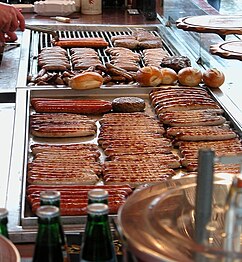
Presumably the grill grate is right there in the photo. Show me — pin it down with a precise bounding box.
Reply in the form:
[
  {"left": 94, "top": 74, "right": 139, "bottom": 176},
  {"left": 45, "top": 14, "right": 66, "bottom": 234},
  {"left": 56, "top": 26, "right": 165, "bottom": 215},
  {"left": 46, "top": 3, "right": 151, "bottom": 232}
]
[{"left": 28, "top": 27, "right": 177, "bottom": 85}]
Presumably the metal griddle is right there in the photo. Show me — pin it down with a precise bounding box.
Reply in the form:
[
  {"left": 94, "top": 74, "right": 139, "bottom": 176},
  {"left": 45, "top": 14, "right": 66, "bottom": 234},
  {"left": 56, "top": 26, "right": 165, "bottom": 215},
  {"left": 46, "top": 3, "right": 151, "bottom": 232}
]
[
  {"left": 16, "top": 24, "right": 180, "bottom": 88},
  {"left": 5, "top": 24, "right": 242, "bottom": 243}
]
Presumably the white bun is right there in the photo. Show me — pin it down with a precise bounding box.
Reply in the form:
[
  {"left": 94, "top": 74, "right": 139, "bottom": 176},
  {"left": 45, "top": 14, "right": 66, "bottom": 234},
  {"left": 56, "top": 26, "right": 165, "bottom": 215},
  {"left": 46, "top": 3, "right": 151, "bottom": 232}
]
[
  {"left": 203, "top": 68, "right": 225, "bottom": 88},
  {"left": 178, "top": 67, "right": 202, "bottom": 87},
  {"left": 160, "top": 67, "right": 178, "bottom": 84},
  {"left": 69, "top": 72, "right": 103, "bottom": 90},
  {"left": 136, "top": 66, "right": 162, "bottom": 87}
]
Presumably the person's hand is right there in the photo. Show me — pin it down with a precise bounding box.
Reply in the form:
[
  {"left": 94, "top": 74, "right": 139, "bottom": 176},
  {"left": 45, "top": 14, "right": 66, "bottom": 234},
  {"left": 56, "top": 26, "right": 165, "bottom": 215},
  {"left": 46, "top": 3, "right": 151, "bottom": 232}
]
[
  {"left": 0, "top": 3, "right": 25, "bottom": 43},
  {"left": 0, "top": 31, "right": 18, "bottom": 43}
]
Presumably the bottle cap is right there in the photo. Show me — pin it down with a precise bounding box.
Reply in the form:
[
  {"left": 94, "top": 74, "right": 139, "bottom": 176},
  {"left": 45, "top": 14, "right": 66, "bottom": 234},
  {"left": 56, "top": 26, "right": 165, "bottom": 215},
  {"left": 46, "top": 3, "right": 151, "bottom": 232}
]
[
  {"left": 40, "top": 191, "right": 61, "bottom": 201},
  {"left": 36, "top": 206, "right": 60, "bottom": 218},
  {"left": 87, "top": 203, "right": 109, "bottom": 215},
  {"left": 88, "top": 189, "right": 109, "bottom": 201},
  {"left": 0, "top": 208, "right": 8, "bottom": 218}
]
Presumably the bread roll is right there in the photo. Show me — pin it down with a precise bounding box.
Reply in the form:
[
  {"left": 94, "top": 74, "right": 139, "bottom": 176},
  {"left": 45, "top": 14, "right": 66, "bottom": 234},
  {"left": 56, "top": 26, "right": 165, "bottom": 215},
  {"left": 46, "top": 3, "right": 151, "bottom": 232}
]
[
  {"left": 202, "top": 68, "right": 225, "bottom": 88},
  {"left": 136, "top": 66, "right": 162, "bottom": 87},
  {"left": 160, "top": 68, "right": 178, "bottom": 84},
  {"left": 178, "top": 67, "right": 202, "bottom": 87},
  {"left": 69, "top": 72, "right": 103, "bottom": 90}
]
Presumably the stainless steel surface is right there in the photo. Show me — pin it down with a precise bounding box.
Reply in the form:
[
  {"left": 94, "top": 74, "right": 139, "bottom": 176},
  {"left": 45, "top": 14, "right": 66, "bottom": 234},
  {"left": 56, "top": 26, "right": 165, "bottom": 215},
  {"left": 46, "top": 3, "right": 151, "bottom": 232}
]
[
  {"left": 15, "top": 23, "right": 242, "bottom": 134},
  {"left": 17, "top": 24, "right": 179, "bottom": 88},
  {"left": 7, "top": 87, "right": 155, "bottom": 242},
  {"left": 118, "top": 176, "right": 237, "bottom": 262},
  {"left": 25, "top": 24, "right": 59, "bottom": 41},
  {"left": 0, "top": 103, "right": 15, "bottom": 207},
  {"left": 0, "top": 31, "right": 23, "bottom": 92},
  {"left": 157, "top": 14, "right": 242, "bottom": 134},
  {"left": 195, "top": 149, "right": 214, "bottom": 244},
  {"left": 2, "top": 22, "right": 242, "bottom": 243}
]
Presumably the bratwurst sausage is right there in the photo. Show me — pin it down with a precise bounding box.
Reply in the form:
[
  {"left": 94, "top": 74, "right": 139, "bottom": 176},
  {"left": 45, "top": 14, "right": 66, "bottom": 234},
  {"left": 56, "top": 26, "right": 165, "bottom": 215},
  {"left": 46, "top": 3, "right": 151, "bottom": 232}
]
[{"left": 53, "top": 38, "right": 109, "bottom": 48}]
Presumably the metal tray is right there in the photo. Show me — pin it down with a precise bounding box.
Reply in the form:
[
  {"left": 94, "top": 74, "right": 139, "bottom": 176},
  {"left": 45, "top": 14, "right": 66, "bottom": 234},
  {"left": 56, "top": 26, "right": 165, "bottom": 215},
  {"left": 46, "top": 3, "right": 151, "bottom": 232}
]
[
  {"left": 8, "top": 86, "right": 242, "bottom": 233},
  {"left": 16, "top": 24, "right": 194, "bottom": 88},
  {"left": 9, "top": 87, "right": 157, "bottom": 233},
  {"left": 15, "top": 24, "right": 242, "bottom": 133}
]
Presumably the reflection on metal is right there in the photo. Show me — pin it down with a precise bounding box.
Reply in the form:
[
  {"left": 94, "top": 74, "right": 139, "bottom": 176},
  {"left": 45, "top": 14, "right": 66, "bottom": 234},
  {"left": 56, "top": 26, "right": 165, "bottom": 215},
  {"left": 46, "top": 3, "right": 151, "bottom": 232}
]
[
  {"left": 214, "top": 154, "right": 242, "bottom": 255},
  {"left": 195, "top": 149, "right": 215, "bottom": 245},
  {"left": 165, "top": 16, "right": 176, "bottom": 27}
]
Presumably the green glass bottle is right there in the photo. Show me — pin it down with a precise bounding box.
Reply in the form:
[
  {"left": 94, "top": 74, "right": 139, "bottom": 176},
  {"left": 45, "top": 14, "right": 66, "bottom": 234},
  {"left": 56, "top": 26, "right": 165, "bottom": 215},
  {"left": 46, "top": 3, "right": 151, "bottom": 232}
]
[
  {"left": 40, "top": 191, "right": 66, "bottom": 248},
  {"left": 0, "top": 208, "right": 9, "bottom": 239},
  {"left": 87, "top": 189, "right": 109, "bottom": 205},
  {"left": 40, "top": 191, "right": 61, "bottom": 207},
  {"left": 33, "top": 205, "right": 64, "bottom": 262},
  {"left": 80, "top": 203, "right": 117, "bottom": 262}
]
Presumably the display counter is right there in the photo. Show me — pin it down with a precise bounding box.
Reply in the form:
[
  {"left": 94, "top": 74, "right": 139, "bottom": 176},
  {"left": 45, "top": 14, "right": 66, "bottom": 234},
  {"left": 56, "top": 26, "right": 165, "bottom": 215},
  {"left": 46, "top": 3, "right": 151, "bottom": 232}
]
[{"left": 1, "top": 0, "right": 242, "bottom": 260}]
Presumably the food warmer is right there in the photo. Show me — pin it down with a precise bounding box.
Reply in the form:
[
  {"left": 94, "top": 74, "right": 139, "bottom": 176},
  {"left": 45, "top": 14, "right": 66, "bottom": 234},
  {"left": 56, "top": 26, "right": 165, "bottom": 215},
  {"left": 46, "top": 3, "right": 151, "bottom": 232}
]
[{"left": 3, "top": 21, "right": 242, "bottom": 244}]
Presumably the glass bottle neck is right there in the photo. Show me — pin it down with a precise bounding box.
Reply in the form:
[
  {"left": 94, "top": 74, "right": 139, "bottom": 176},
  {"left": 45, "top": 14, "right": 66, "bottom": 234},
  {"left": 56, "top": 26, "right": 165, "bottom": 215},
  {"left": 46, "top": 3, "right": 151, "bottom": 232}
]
[
  {"left": 87, "top": 213, "right": 109, "bottom": 223},
  {"left": 81, "top": 213, "right": 117, "bottom": 262},
  {"left": 40, "top": 199, "right": 60, "bottom": 208},
  {"left": 88, "top": 198, "right": 108, "bottom": 205},
  {"left": 0, "top": 217, "right": 9, "bottom": 239},
  {"left": 33, "top": 216, "right": 63, "bottom": 262}
]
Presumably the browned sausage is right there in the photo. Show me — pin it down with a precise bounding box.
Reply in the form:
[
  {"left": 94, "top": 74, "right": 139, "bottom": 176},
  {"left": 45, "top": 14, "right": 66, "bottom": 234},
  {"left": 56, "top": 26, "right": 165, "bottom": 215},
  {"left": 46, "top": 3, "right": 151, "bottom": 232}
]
[{"left": 53, "top": 38, "right": 109, "bottom": 48}]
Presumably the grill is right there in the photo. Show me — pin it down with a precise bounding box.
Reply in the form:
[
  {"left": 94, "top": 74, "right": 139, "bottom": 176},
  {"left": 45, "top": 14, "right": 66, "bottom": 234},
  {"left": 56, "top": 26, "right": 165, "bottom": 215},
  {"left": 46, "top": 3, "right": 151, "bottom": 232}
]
[
  {"left": 23, "top": 25, "right": 180, "bottom": 86},
  {"left": 19, "top": 24, "right": 242, "bottom": 133},
  {"left": 8, "top": 24, "right": 241, "bottom": 243}
]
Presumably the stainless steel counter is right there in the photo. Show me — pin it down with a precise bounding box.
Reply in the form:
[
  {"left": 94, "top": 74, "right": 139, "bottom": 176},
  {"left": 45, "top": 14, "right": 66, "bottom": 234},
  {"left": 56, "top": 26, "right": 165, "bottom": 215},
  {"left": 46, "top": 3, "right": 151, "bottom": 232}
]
[
  {"left": 1, "top": 0, "right": 242, "bottom": 244},
  {"left": 0, "top": 103, "right": 15, "bottom": 206}
]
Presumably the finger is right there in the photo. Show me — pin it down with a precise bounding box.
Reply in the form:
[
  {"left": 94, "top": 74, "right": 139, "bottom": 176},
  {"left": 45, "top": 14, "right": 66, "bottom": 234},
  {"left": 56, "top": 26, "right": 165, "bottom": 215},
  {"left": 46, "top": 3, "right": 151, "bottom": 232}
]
[
  {"left": 5, "top": 31, "right": 18, "bottom": 42},
  {"left": 8, "top": 9, "right": 19, "bottom": 32},
  {"left": 8, "top": 14, "right": 19, "bottom": 32},
  {"left": 16, "top": 9, "right": 25, "bottom": 31}
]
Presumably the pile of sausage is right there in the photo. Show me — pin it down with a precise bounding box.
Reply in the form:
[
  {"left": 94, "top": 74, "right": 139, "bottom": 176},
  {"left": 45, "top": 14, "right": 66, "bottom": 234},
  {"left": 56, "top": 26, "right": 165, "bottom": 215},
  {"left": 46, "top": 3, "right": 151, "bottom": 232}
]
[
  {"left": 27, "top": 184, "right": 132, "bottom": 215},
  {"left": 28, "top": 143, "right": 102, "bottom": 185},
  {"left": 143, "top": 48, "right": 169, "bottom": 68},
  {"left": 178, "top": 140, "right": 242, "bottom": 173},
  {"left": 28, "top": 28, "right": 183, "bottom": 86},
  {"left": 37, "top": 46, "right": 70, "bottom": 72},
  {"left": 98, "top": 112, "right": 180, "bottom": 187},
  {"left": 70, "top": 48, "right": 105, "bottom": 71},
  {"left": 30, "top": 46, "right": 70, "bottom": 86},
  {"left": 30, "top": 113, "right": 97, "bottom": 138},
  {"left": 27, "top": 141, "right": 133, "bottom": 215},
  {"left": 111, "top": 29, "right": 163, "bottom": 50},
  {"left": 30, "top": 98, "right": 113, "bottom": 138},
  {"left": 104, "top": 47, "right": 141, "bottom": 83},
  {"left": 27, "top": 142, "right": 134, "bottom": 215},
  {"left": 150, "top": 86, "right": 242, "bottom": 173}
]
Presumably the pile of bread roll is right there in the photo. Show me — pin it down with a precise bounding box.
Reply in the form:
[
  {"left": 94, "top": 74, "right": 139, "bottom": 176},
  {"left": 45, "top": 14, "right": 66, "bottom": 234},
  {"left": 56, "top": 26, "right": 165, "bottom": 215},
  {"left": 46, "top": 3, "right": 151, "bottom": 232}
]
[
  {"left": 69, "top": 66, "right": 225, "bottom": 90},
  {"left": 135, "top": 66, "right": 225, "bottom": 88}
]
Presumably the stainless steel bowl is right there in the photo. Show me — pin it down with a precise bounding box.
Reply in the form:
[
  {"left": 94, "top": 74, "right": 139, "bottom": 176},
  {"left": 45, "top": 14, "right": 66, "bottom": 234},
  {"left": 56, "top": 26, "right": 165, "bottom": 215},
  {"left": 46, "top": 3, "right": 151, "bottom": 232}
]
[{"left": 118, "top": 175, "right": 241, "bottom": 262}]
